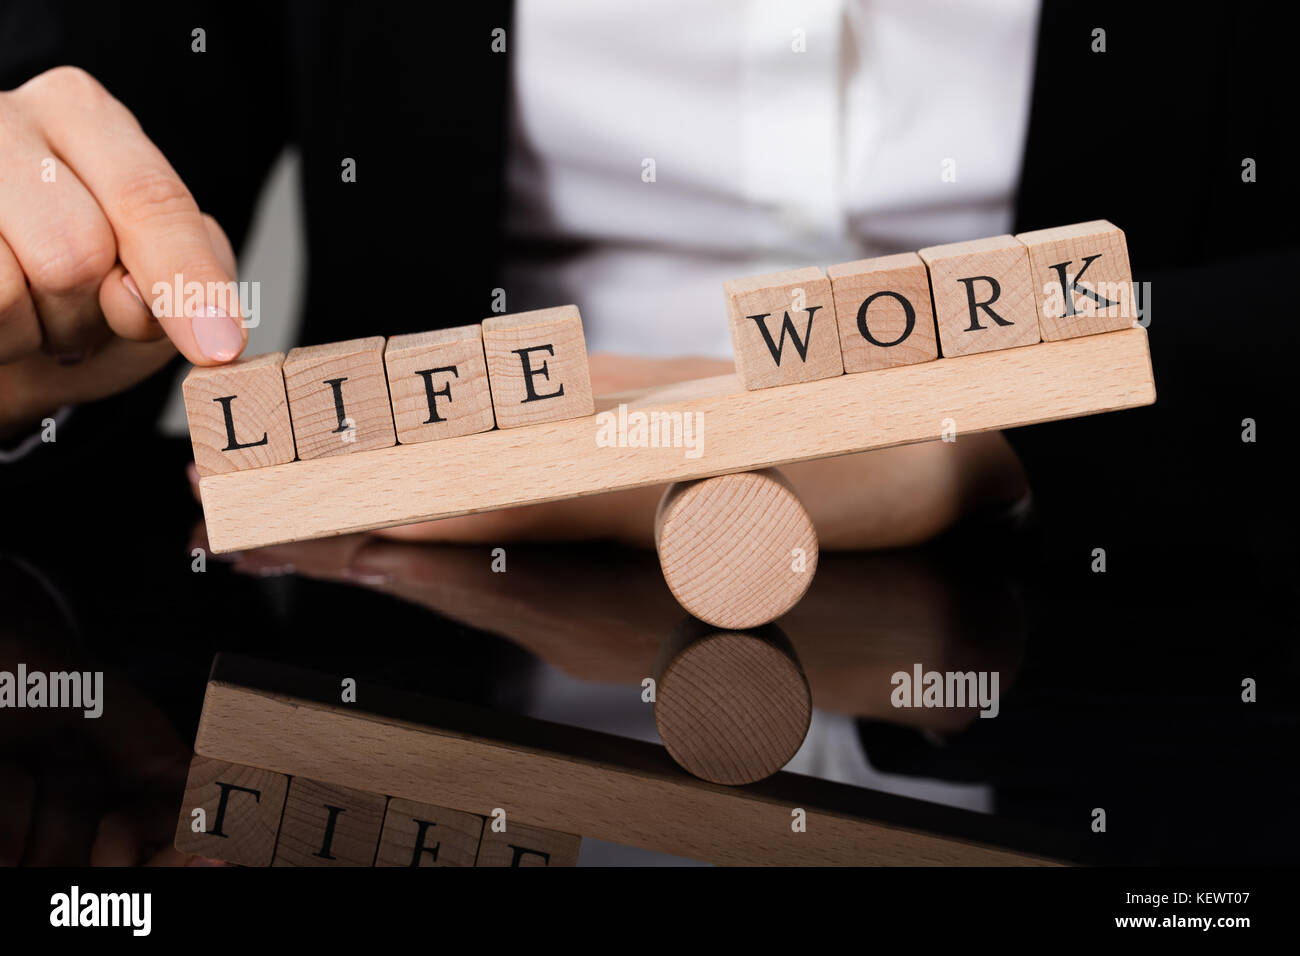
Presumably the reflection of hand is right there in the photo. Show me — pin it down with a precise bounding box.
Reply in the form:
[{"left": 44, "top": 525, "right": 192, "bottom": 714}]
[
  {"left": 0, "top": 559, "right": 218, "bottom": 865},
  {"left": 203, "top": 528, "right": 1024, "bottom": 730}
]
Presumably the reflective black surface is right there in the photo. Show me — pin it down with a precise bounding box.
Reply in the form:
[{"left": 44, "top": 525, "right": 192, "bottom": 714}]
[{"left": 2, "top": 426, "right": 1296, "bottom": 867}]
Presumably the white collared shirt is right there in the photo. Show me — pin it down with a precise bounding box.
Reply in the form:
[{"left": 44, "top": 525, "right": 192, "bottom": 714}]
[{"left": 506, "top": 0, "right": 1040, "bottom": 357}]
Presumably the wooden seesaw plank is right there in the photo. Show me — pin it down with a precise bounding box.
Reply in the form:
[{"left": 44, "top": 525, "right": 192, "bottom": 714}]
[
  {"left": 199, "top": 327, "right": 1154, "bottom": 553},
  {"left": 193, "top": 657, "right": 1086, "bottom": 866}
]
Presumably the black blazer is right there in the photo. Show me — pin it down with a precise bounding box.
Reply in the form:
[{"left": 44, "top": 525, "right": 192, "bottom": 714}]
[{"left": 0, "top": 0, "right": 1292, "bottom": 514}]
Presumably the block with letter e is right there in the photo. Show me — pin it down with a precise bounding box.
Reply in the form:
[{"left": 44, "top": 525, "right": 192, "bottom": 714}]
[
  {"left": 1015, "top": 220, "right": 1136, "bottom": 341},
  {"left": 482, "top": 305, "right": 594, "bottom": 429},
  {"left": 724, "top": 267, "right": 844, "bottom": 389},
  {"left": 919, "top": 236, "right": 1041, "bottom": 357},
  {"left": 182, "top": 352, "right": 296, "bottom": 476}
]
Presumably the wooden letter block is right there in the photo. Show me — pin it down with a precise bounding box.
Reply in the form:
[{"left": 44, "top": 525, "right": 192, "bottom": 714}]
[
  {"left": 475, "top": 820, "right": 581, "bottom": 867},
  {"left": 384, "top": 326, "right": 496, "bottom": 443},
  {"left": 374, "top": 798, "right": 484, "bottom": 867},
  {"left": 723, "top": 267, "right": 844, "bottom": 390},
  {"left": 283, "top": 337, "right": 396, "bottom": 459},
  {"left": 826, "top": 253, "right": 939, "bottom": 373},
  {"left": 1014, "top": 220, "right": 1136, "bottom": 341},
  {"left": 918, "top": 235, "right": 1040, "bottom": 357},
  {"left": 482, "top": 306, "right": 594, "bottom": 429},
  {"left": 173, "top": 755, "right": 288, "bottom": 866},
  {"left": 182, "top": 353, "right": 296, "bottom": 477},
  {"left": 271, "top": 778, "right": 387, "bottom": 866}
]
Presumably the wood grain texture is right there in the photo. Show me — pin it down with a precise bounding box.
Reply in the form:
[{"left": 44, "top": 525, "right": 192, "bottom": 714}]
[
  {"left": 723, "top": 267, "right": 844, "bottom": 389},
  {"left": 172, "top": 755, "right": 288, "bottom": 866},
  {"left": 374, "top": 797, "right": 484, "bottom": 867},
  {"left": 1015, "top": 220, "right": 1136, "bottom": 341},
  {"left": 194, "top": 674, "right": 1068, "bottom": 866},
  {"left": 271, "top": 777, "right": 388, "bottom": 866},
  {"left": 827, "top": 253, "right": 940, "bottom": 373},
  {"left": 919, "top": 235, "right": 1041, "bottom": 357},
  {"left": 482, "top": 305, "right": 594, "bottom": 428},
  {"left": 654, "top": 469, "right": 817, "bottom": 629},
  {"left": 182, "top": 353, "right": 296, "bottom": 477},
  {"left": 283, "top": 337, "right": 397, "bottom": 459},
  {"left": 199, "top": 328, "right": 1155, "bottom": 553},
  {"left": 653, "top": 625, "right": 811, "bottom": 785},
  {"left": 475, "top": 821, "right": 581, "bottom": 867},
  {"left": 384, "top": 326, "right": 496, "bottom": 443}
]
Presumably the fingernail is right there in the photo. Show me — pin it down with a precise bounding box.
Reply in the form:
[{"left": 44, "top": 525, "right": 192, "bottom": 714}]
[
  {"left": 191, "top": 306, "right": 243, "bottom": 362},
  {"left": 342, "top": 567, "right": 392, "bottom": 586},
  {"left": 122, "top": 273, "right": 146, "bottom": 307},
  {"left": 233, "top": 560, "right": 296, "bottom": 577}
]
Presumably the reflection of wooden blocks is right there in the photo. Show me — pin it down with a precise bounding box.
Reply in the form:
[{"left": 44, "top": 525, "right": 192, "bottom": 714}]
[
  {"left": 475, "top": 821, "right": 581, "bottom": 867},
  {"left": 482, "top": 306, "right": 594, "bottom": 429},
  {"left": 723, "top": 267, "right": 844, "bottom": 389},
  {"left": 173, "top": 755, "right": 288, "bottom": 866},
  {"left": 375, "top": 798, "right": 484, "bottom": 867},
  {"left": 182, "top": 353, "right": 296, "bottom": 476},
  {"left": 384, "top": 326, "right": 496, "bottom": 444},
  {"left": 919, "top": 236, "right": 1040, "bottom": 357},
  {"left": 1015, "top": 220, "right": 1136, "bottom": 341},
  {"left": 272, "top": 778, "right": 387, "bottom": 867},
  {"left": 195, "top": 654, "right": 1070, "bottom": 865},
  {"left": 654, "top": 624, "right": 811, "bottom": 786},
  {"left": 283, "top": 337, "right": 396, "bottom": 459},
  {"left": 827, "top": 253, "right": 939, "bottom": 373}
]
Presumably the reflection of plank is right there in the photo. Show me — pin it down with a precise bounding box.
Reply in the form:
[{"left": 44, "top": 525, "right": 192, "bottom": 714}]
[
  {"left": 193, "top": 657, "right": 1077, "bottom": 866},
  {"left": 200, "top": 328, "right": 1155, "bottom": 553}
]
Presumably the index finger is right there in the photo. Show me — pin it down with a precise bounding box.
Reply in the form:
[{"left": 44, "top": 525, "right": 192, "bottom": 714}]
[{"left": 19, "top": 68, "right": 247, "bottom": 366}]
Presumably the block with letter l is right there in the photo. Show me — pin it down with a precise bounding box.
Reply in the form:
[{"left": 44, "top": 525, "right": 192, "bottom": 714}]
[
  {"left": 173, "top": 755, "right": 289, "bottom": 866},
  {"left": 182, "top": 353, "right": 296, "bottom": 476}
]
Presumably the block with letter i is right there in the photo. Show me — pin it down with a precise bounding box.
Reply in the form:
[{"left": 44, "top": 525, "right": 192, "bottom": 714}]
[
  {"left": 827, "top": 253, "right": 939, "bottom": 373},
  {"left": 374, "top": 798, "right": 484, "bottom": 867},
  {"left": 182, "top": 352, "right": 296, "bottom": 476},
  {"left": 283, "top": 337, "right": 397, "bottom": 459},
  {"left": 482, "top": 305, "right": 594, "bottom": 429},
  {"left": 173, "top": 755, "right": 289, "bottom": 866},
  {"left": 1014, "top": 220, "right": 1136, "bottom": 341},
  {"left": 723, "top": 267, "right": 844, "bottom": 389},
  {"left": 271, "top": 777, "right": 388, "bottom": 866},
  {"left": 919, "top": 236, "right": 1041, "bottom": 357},
  {"left": 384, "top": 325, "right": 496, "bottom": 443},
  {"left": 475, "top": 819, "right": 581, "bottom": 867}
]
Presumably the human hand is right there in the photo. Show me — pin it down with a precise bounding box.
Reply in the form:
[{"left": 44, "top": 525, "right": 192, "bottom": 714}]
[{"left": 0, "top": 66, "right": 244, "bottom": 437}]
